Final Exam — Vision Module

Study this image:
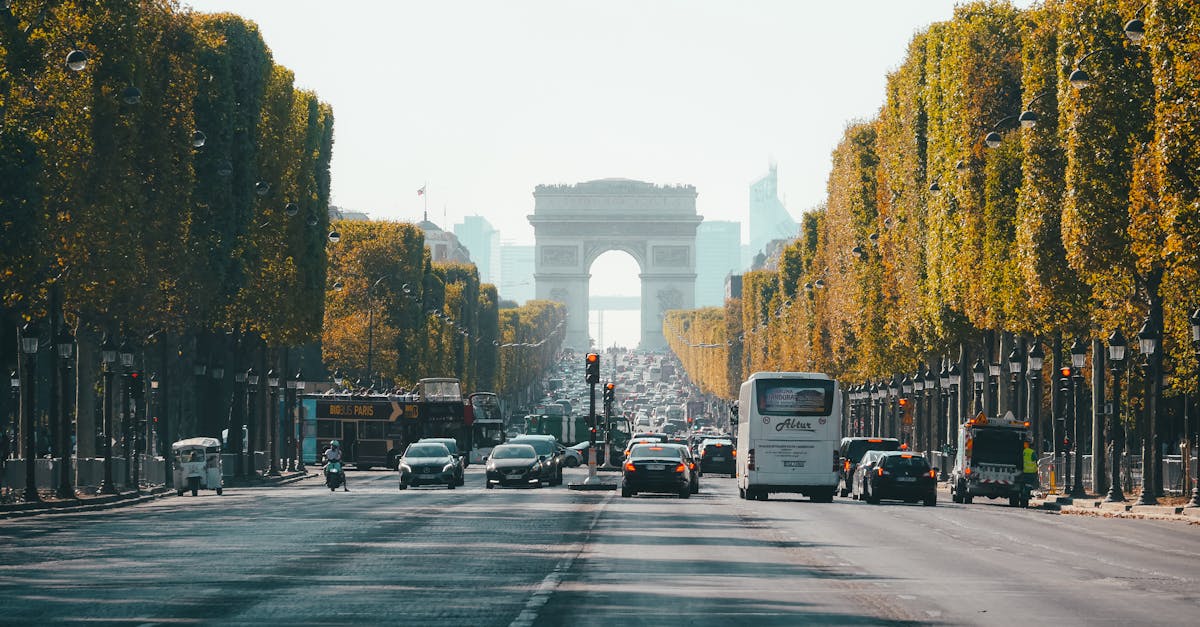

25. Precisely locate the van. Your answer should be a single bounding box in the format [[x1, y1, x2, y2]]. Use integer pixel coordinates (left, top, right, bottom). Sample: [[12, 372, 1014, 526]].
[[736, 372, 841, 502]]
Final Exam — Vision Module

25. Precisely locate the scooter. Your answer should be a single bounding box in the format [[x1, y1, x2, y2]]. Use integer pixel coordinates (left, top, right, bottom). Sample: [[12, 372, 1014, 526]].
[[324, 460, 345, 491]]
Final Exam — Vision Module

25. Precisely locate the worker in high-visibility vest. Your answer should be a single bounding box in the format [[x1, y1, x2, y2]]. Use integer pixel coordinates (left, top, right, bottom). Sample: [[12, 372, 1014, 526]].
[[1022, 440, 1039, 490]]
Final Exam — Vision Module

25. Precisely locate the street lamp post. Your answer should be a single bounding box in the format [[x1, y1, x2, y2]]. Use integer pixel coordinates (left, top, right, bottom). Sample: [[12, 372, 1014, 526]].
[[1136, 317, 1158, 506], [1009, 344, 1025, 421], [949, 362, 961, 428], [1188, 308, 1200, 508], [247, 368, 259, 478], [233, 368, 246, 477], [902, 375, 914, 447], [20, 322, 40, 503], [8, 370, 18, 463], [1027, 342, 1045, 454], [913, 370, 926, 453], [973, 358, 986, 415], [939, 362, 952, 479], [267, 369, 281, 476], [209, 362, 224, 441], [55, 328, 75, 499], [924, 367, 937, 462], [1105, 329, 1127, 503], [293, 370, 307, 472], [118, 341, 134, 488], [1070, 338, 1087, 497], [988, 362, 1002, 418], [99, 335, 118, 494]]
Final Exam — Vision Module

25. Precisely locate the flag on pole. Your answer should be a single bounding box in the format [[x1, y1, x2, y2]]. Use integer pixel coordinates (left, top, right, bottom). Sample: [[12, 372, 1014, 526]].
[[417, 185, 426, 196]]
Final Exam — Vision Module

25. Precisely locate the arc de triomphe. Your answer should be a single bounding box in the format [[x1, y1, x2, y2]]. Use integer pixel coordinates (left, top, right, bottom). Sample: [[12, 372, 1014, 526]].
[[529, 179, 702, 351]]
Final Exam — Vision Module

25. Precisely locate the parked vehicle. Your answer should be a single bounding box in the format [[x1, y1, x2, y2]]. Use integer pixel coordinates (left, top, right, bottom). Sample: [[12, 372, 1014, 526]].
[[736, 372, 841, 502], [484, 444, 546, 488], [171, 437, 223, 496], [838, 437, 901, 497], [950, 412, 1031, 506], [621, 443, 695, 499], [861, 451, 937, 506], [398, 442, 458, 490]]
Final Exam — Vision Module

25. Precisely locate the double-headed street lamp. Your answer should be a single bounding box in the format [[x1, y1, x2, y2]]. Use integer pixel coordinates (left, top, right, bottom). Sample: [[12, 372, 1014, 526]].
[[1136, 317, 1159, 506], [290, 369, 307, 472], [20, 322, 40, 503], [1105, 329, 1127, 503], [247, 367, 259, 478], [8, 369, 18, 462], [988, 361, 1002, 417], [118, 341, 134, 487], [1008, 344, 1025, 421]]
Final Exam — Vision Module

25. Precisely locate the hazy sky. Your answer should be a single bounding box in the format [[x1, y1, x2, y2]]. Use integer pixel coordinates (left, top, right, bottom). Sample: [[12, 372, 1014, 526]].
[[183, 0, 1035, 242], [183, 0, 1034, 346]]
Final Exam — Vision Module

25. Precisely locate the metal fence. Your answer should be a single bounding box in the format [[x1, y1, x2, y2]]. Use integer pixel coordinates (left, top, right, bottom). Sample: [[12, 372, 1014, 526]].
[[1036, 452, 1197, 496]]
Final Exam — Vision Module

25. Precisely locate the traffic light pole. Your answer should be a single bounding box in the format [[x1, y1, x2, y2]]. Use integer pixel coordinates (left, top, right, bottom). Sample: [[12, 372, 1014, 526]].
[[585, 379, 598, 484]]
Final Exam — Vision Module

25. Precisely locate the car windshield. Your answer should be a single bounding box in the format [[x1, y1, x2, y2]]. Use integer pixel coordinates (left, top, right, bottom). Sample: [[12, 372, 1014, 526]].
[[860, 451, 885, 466], [491, 445, 536, 460], [630, 444, 683, 460], [511, 439, 553, 455], [405, 444, 449, 458]]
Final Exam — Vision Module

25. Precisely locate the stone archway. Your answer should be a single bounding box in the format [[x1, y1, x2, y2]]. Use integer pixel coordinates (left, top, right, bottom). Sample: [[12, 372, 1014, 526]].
[[528, 179, 702, 350]]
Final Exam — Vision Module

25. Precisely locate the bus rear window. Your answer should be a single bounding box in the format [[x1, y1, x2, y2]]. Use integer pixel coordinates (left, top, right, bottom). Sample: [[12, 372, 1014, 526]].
[[755, 379, 834, 416]]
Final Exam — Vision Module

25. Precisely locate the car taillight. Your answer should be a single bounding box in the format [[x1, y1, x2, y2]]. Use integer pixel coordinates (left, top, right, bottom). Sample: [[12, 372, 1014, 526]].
[[675, 464, 686, 473], [624, 462, 636, 472], [964, 466, 972, 475], [747, 448, 755, 471], [732, 449, 737, 457], [688, 462, 695, 470], [844, 460, 851, 472], [929, 469, 936, 478]]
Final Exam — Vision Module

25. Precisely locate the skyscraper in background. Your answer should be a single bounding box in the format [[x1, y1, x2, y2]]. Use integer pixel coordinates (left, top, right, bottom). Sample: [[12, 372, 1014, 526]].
[[498, 242, 535, 304], [695, 220, 742, 307], [453, 215, 500, 284], [748, 163, 797, 260]]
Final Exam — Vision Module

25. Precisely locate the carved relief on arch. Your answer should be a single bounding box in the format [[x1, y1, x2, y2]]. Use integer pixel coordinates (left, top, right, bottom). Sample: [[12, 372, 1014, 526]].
[[585, 241, 646, 270]]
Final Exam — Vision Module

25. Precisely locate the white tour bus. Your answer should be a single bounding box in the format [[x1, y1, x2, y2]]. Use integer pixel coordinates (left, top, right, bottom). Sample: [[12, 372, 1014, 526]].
[[736, 372, 841, 502]]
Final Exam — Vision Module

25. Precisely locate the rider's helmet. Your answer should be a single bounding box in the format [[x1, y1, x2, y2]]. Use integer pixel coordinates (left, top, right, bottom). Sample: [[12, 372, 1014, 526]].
[[330, 440, 340, 448]]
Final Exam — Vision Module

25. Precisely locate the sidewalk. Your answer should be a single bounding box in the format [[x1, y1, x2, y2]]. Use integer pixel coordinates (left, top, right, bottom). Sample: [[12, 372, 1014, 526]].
[[1030, 492, 1200, 523], [0, 470, 311, 520]]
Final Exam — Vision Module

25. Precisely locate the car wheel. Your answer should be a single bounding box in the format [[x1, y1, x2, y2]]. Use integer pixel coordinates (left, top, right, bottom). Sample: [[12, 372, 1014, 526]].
[[621, 486, 632, 498], [738, 486, 746, 499], [216, 488, 223, 496], [924, 494, 937, 506], [679, 487, 690, 499], [447, 481, 456, 490], [485, 481, 493, 489], [564, 456, 579, 468], [398, 483, 408, 490], [1009, 495, 1020, 507]]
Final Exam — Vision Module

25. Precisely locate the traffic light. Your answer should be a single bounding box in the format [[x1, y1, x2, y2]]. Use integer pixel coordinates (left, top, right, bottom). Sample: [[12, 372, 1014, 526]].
[[128, 371, 144, 400], [1058, 367, 1072, 394], [603, 382, 614, 405], [585, 352, 600, 384]]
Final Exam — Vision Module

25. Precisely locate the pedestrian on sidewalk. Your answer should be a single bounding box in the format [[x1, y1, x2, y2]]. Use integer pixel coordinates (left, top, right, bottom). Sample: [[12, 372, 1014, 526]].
[[1023, 440, 1039, 492]]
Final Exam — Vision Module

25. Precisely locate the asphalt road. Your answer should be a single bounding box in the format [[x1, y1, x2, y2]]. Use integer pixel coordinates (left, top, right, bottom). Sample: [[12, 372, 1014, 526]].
[[1, 467, 1198, 625]]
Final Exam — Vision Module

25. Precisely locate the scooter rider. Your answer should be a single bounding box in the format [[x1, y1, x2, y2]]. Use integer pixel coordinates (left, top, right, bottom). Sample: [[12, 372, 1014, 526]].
[[323, 440, 349, 491]]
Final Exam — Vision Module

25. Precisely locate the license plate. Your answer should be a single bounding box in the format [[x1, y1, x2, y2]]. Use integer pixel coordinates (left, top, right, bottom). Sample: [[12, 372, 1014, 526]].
[[419, 473, 439, 479], [710, 457, 724, 462], [897, 477, 916, 482], [646, 464, 666, 471], [782, 461, 805, 468]]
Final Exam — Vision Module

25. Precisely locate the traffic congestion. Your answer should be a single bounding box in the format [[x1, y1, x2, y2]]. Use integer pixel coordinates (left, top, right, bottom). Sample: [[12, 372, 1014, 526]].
[[306, 349, 1038, 510]]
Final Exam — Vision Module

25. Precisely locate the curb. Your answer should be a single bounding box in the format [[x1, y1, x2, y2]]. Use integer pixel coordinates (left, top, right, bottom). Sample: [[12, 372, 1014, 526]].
[[0, 487, 172, 521], [221, 471, 312, 489]]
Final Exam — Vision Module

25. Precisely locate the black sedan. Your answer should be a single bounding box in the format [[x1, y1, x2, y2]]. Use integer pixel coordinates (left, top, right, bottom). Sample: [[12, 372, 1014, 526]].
[[862, 451, 937, 506], [485, 444, 546, 488], [697, 439, 735, 476], [398, 443, 458, 490], [621, 443, 695, 499]]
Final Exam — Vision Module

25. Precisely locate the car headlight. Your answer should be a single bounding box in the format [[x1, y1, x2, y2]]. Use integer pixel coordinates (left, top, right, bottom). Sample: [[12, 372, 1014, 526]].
[[399, 464, 411, 473], [486, 464, 496, 472], [443, 463, 456, 473]]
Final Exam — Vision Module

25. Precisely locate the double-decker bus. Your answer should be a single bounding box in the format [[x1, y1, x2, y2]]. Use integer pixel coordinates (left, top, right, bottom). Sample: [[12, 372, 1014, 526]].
[[301, 378, 467, 469], [466, 392, 506, 464]]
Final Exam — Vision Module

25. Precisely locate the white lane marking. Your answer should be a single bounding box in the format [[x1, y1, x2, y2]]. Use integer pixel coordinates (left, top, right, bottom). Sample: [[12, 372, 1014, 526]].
[[508, 493, 612, 627]]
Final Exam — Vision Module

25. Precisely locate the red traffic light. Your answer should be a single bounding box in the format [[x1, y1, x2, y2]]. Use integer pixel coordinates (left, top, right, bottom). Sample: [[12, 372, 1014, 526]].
[[1059, 366, 1072, 378], [605, 383, 614, 391], [586, 353, 599, 363]]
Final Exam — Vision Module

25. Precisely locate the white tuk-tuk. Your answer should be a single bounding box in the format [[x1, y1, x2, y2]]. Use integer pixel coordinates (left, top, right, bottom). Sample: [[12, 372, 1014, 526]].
[[172, 437, 224, 496]]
